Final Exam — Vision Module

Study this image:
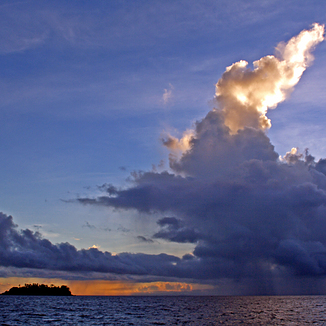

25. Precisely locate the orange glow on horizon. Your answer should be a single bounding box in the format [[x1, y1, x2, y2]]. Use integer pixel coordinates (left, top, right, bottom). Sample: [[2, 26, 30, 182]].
[[0, 277, 213, 296]]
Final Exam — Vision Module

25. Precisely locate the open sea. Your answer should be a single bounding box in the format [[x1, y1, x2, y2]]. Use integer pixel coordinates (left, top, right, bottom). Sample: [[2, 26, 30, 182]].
[[1, 295, 326, 325]]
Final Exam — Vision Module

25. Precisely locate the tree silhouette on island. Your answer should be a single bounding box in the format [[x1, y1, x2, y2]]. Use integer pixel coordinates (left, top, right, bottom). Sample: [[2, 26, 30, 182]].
[[1, 283, 73, 296]]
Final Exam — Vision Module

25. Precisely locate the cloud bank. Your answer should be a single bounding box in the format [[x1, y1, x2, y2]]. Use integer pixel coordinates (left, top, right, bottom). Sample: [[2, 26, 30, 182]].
[[0, 212, 181, 277], [2, 24, 326, 294]]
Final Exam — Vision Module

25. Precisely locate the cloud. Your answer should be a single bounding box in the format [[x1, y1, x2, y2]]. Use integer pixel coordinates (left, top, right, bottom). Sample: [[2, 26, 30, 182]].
[[33, 225, 42, 231], [137, 236, 154, 243], [100, 227, 111, 232], [81, 221, 111, 232], [0, 5, 47, 54], [0, 212, 182, 278], [162, 129, 195, 157], [154, 217, 200, 243], [162, 83, 174, 105], [88, 244, 100, 249], [117, 225, 130, 233], [161, 22, 325, 160], [137, 282, 192, 294], [1, 24, 326, 294], [216, 23, 324, 133], [74, 24, 326, 294], [82, 221, 96, 230]]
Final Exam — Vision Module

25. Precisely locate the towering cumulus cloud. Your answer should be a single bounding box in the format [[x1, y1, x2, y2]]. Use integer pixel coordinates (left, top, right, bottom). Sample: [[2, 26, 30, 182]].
[[1, 24, 325, 294], [217, 23, 324, 133]]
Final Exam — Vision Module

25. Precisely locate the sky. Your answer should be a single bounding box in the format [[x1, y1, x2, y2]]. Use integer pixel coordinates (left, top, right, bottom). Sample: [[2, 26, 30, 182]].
[[1, 0, 326, 295]]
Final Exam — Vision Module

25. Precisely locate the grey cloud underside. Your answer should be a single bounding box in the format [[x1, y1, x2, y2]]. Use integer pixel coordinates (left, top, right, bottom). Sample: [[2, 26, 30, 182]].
[[0, 211, 243, 281], [137, 235, 154, 243], [0, 213, 181, 277], [78, 109, 326, 282]]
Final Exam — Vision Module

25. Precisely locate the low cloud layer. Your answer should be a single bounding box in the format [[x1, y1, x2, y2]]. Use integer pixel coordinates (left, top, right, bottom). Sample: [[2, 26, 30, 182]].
[[2, 24, 326, 294], [0, 213, 181, 277]]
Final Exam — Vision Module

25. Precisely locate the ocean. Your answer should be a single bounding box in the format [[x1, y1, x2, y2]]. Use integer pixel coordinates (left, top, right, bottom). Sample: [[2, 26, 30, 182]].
[[1, 295, 326, 325]]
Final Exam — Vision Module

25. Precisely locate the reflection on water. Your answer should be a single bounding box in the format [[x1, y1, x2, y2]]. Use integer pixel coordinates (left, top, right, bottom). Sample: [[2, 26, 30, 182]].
[[1, 295, 326, 325]]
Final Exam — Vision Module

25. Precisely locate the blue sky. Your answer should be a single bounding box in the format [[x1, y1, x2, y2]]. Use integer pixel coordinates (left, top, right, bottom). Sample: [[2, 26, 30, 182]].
[[1, 0, 326, 295]]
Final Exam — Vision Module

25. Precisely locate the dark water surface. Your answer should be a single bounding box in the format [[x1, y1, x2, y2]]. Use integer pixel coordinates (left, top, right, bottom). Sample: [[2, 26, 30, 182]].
[[1, 295, 326, 325]]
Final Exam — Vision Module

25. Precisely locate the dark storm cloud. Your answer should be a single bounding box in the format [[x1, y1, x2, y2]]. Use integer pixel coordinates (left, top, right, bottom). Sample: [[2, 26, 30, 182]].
[[3, 122, 326, 293], [73, 23, 326, 291], [0, 212, 182, 277], [154, 217, 200, 243], [76, 106, 326, 292]]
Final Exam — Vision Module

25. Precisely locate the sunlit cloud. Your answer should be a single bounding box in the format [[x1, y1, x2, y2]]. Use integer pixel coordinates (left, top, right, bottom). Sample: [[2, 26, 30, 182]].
[[88, 244, 101, 249], [216, 23, 324, 133], [162, 24, 324, 153], [162, 129, 194, 158]]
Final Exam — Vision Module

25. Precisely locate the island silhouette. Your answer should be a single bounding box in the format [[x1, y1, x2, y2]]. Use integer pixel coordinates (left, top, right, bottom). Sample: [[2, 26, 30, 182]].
[[1, 283, 73, 296]]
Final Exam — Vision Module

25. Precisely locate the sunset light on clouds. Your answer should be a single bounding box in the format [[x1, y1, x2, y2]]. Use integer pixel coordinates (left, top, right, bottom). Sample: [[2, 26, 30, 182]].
[[1, 1, 326, 296], [0, 278, 211, 296]]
